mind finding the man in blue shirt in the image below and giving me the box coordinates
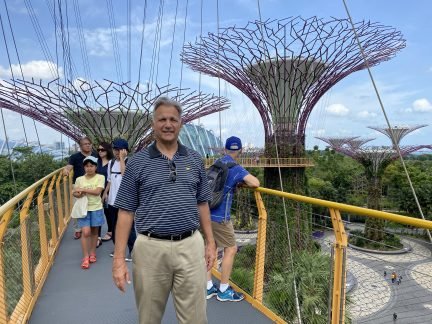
[207,136,260,302]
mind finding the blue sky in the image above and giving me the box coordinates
[0,0,431,150]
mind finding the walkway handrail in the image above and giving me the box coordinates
[0,168,72,324]
[256,187,432,229]
[217,187,432,324]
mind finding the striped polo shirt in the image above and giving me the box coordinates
[113,142,211,235]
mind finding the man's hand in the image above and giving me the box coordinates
[112,257,131,293]
[63,168,70,177]
[205,240,216,271]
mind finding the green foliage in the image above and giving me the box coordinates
[0,147,63,206]
[266,251,332,323]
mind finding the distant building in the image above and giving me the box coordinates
[179,123,222,157]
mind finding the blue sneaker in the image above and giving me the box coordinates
[207,285,218,300]
[217,286,244,302]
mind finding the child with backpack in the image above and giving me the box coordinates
[102,138,136,261]
[72,156,105,269]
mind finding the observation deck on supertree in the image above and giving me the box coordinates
[0,79,229,151]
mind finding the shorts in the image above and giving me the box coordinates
[211,221,236,248]
[77,209,105,228]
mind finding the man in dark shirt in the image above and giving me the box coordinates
[63,137,97,239]
[112,97,216,324]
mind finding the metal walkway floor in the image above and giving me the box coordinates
[30,223,272,324]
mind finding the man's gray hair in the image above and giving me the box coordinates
[153,97,182,120]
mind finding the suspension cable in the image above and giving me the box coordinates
[137,0,148,84]
[0,7,28,146]
[256,1,303,322]
[216,0,222,144]
[167,0,179,87]
[341,0,432,243]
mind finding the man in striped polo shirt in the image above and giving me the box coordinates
[112,97,216,324]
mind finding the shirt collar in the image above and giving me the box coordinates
[148,141,188,158]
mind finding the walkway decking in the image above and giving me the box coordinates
[29,223,272,324]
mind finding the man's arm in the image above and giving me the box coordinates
[63,164,73,176]
[112,209,134,292]
[198,202,216,271]
[243,174,260,188]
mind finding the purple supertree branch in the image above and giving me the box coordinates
[182,17,405,145]
[0,78,229,150]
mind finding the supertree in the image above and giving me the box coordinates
[182,17,405,192]
[368,124,427,147]
[182,17,405,250]
[0,79,229,151]
[316,136,360,150]
[320,137,430,241]
[346,138,375,150]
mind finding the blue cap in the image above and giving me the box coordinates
[112,138,129,150]
[225,136,242,151]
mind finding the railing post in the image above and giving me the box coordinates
[56,175,65,232]
[48,174,58,247]
[253,191,267,302]
[37,179,49,282]
[20,190,36,314]
[63,175,69,222]
[0,208,13,323]
[329,208,348,324]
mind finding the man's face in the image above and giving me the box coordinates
[152,105,182,144]
[80,140,92,153]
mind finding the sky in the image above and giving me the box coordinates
[0,0,431,150]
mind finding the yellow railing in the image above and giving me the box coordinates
[204,157,314,168]
[0,168,72,323]
[212,187,432,324]
[1,170,432,323]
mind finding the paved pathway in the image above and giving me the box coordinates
[29,223,272,324]
[318,227,432,323]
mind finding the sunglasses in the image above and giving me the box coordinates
[168,160,177,183]
[97,148,106,152]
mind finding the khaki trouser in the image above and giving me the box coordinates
[132,231,207,324]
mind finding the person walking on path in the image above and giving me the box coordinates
[63,137,97,239]
[72,156,105,269]
[206,136,260,302]
[102,138,135,261]
[112,97,216,324]
[96,142,114,247]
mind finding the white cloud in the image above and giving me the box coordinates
[412,98,432,112]
[0,60,63,80]
[357,110,377,119]
[325,104,349,116]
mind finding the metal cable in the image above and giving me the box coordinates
[341,0,432,243]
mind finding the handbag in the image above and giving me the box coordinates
[71,196,88,218]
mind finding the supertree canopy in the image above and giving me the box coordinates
[182,17,405,194]
[368,124,427,147]
[0,79,229,151]
[182,17,406,161]
[316,136,360,150]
